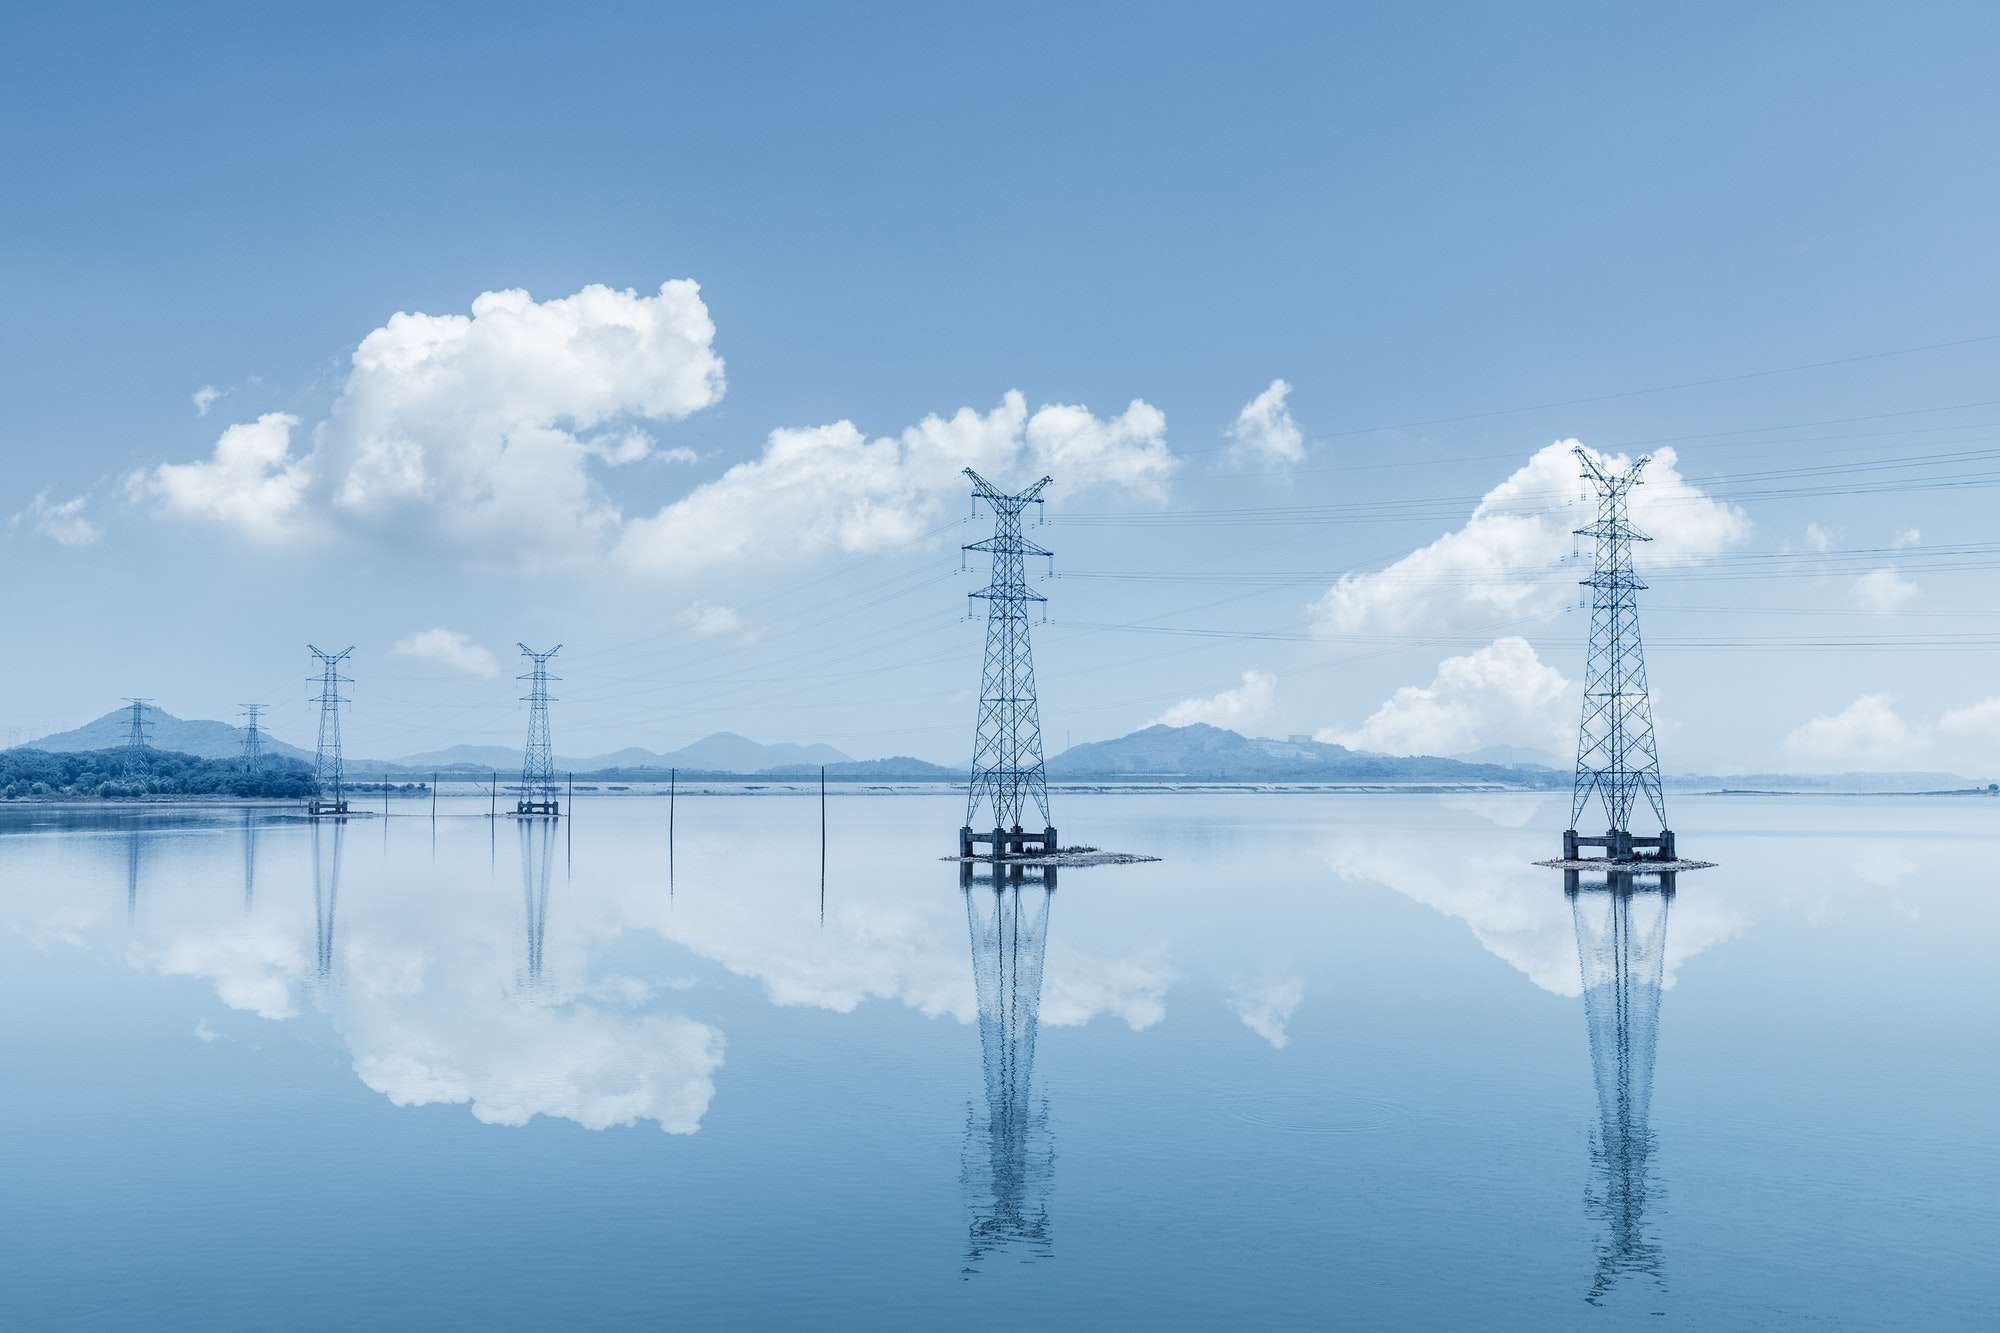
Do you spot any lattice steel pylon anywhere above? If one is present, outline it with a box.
[960,469,1057,856]
[308,645,353,816]
[238,703,265,769]
[123,698,154,752]
[120,697,154,778]
[1567,448,1669,854]
[516,643,562,815]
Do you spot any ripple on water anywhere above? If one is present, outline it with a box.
[1220,1087,1419,1138]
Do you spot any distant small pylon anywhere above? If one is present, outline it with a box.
[238,704,265,770]
[122,698,154,752]
[122,698,154,776]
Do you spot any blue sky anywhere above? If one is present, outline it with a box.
[5,2,2000,773]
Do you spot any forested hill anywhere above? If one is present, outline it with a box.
[0,748,316,800]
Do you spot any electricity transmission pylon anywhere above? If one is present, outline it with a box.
[238,703,265,769]
[308,645,353,817]
[123,698,154,751]
[122,698,154,777]
[1565,448,1672,861]
[516,643,561,816]
[959,469,1058,859]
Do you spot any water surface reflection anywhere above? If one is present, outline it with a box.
[311,820,345,984]
[518,816,558,992]
[961,865,1056,1273]
[1570,872,1671,1305]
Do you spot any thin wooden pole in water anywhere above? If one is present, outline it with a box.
[490,771,497,820]
[431,772,437,823]
[819,765,826,924]
[668,767,676,892]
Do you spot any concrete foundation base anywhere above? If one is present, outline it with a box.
[1563,827,1676,861]
[958,824,1058,859]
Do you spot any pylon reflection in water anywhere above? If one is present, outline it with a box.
[311,819,346,984]
[1570,874,1671,1305]
[961,866,1056,1272]
[518,815,558,992]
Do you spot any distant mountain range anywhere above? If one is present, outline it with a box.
[16,711,852,776]
[14,711,1987,791]
[1047,724,1553,783]
[25,708,315,764]
[392,733,852,774]
[1453,744,1567,770]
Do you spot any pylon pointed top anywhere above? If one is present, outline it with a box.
[1574,446,1651,491]
[966,469,1054,507]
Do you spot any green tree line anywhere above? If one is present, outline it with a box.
[0,748,317,800]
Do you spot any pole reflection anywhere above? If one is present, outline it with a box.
[241,810,258,915]
[1569,870,1671,1305]
[124,828,142,922]
[960,862,1056,1274]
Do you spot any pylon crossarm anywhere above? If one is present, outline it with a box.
[968,588,1048,603]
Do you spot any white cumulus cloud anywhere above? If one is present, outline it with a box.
[1152,669,1277,730]
[1225,378,1305,466]
[348,1003,725,1134]
[1783,694,1917,769]
[1939,698,2000,738]
[1322,636,1573,757]
[12,489,102,546]
[129,412,317,543]
[192,385,224,416]
[681,604,746,638]
[1313,441,1749,635]
[391,628,500,678]
[326,281,724,558]
[1850,566,1919,612]
[1228,978,1304,1049]
[135,282,1178,575]
[136,282,725,561]
[618,390,1174,575]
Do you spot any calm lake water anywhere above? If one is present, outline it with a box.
[1,791,1992,1329]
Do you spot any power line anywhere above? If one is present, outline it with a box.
[1312,332,2000,439]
